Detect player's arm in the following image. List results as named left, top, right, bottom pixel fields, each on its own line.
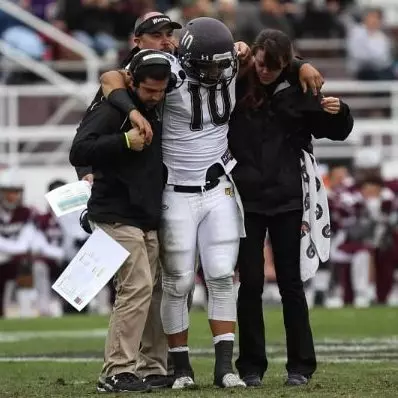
left=31, top=229, right=65, bottom=262
left=234, top=41, right=252, bottom=78
left=0, top=223, right=35, bottom=256
left=100, top=70, right=153, bottom=142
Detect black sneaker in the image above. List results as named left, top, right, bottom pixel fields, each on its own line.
left=242, top=374, right=262, bottom=387
left=143, top=374, right=173, bottom=389
left=285, top=373, right=310, bottom=386
left=96, top=372, right=150, bottom=393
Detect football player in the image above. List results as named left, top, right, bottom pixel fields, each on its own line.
left=100, top=18, right=324, bottom=389
left=0, top=169, right=34, bottom=317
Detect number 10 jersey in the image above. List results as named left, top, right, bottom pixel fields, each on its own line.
left=162, top=56, right=237, bottom=186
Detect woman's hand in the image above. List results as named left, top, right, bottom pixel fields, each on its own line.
left=321, top=97, right=341, bottom=114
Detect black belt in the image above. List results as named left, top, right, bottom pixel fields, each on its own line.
left=173, top=178, right=220, bottom=193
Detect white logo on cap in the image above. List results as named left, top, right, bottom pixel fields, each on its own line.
left=152, top=17, right=170, bottom=25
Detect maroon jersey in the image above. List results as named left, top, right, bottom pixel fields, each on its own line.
left=33, top=210, right=64, bottom=267
left=0, top=205, right=34, bottom=266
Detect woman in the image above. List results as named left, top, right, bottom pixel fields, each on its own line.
left=228, top=29, right=353, bottom=387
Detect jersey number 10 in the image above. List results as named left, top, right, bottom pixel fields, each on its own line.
left=188, top=82, right=232, bottom=131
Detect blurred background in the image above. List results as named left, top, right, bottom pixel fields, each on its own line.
left=1, top=0, right=398, bottom=319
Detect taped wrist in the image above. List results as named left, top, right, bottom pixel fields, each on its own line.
left=108, top=88, right=136, bottom=114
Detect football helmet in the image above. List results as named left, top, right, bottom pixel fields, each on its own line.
left=178, top=17, right=237, bottom=86
left=0, top=168, right=24, bottom=210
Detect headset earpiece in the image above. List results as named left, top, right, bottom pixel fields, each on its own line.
left=129, top=49, right=174, bottom=91
left=166, top=72, right=177, bottom=93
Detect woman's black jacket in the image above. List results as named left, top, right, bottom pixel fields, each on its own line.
left=228, top=74, right=354, bottom=216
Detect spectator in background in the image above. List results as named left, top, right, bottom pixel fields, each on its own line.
left=166, top=0, right=214, bottom=33
left=215, top=0, right=238, bottom=38
left=298, top=0, right=346, bottom=39
left=347, top=8, right=395, bottom=80
left=237, top=0, right=294, bottom=45
left=0, top=0, right=47, bottom=60
left=56, top=0, right=119, bottom=60
left=0, top=169, right=35, bottom=318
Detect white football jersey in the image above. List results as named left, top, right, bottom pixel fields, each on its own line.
left=162, top=55, right=237, bottom=185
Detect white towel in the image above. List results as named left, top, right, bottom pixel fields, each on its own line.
left=300, top=151, right=331, bottom=281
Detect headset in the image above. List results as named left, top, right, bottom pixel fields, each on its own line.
left=128, top=49, right=179, bottom=93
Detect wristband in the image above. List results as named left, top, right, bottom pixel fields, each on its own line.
left=108, top=88, right=136, bottom=114
left=124, top=132, right=130, bottom=149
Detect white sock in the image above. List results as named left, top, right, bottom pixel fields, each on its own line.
left=213, top=333, right=234, bottom=345
left=168, top=346, right=189, bottom=353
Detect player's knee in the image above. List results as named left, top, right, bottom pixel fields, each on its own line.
left=206, top=276, right=236, bottom=321
left=206, top=275, right=234, bottom=294
left=205, top=263, right=235, bottom=281
left=162, top=270, right=195, bottom=297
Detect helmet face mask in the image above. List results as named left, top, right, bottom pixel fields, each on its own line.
left=178, top=17, right=237, bottom=87
left=185, top=56, right=234, bottom=86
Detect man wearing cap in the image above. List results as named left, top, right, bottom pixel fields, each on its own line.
left=131, top=11, right=181, bottom=55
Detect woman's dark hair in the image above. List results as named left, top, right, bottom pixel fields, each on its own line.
left=239, top=29, right=293, bottom=110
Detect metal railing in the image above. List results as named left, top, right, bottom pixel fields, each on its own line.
left=1, top=80, right=398, bottom=167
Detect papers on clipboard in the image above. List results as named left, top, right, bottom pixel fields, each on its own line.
left=52, top=228, right=129, bottom=311
left=45, top=180, right=91, bottom=217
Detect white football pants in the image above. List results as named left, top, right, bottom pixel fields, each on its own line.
left=160, top=176, right=241, bottom=334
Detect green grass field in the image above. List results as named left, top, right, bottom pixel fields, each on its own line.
left=1, top=307, right=398, bottom=397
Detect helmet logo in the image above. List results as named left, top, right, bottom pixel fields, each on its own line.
left=181, top=31, right=193, bottom=50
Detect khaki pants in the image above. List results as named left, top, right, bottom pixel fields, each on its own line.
left=136, top=272, right=168, bottom=377
left=96, top=223, right=167, bottom=377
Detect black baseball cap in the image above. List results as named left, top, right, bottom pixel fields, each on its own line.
left=134, top=12, right=182, bottom=36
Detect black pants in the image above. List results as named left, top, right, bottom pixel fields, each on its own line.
left=236, top=210, right=316, bottom=378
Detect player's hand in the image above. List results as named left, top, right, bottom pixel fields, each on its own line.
left=126, top=127, right=145, bottom=151
left=82, top=173, right=94, bottom=186
left=321, top=97, right=341, bottom=114
left=299, top=63, right=324, bottom=95
left=234, top=41, right=251, bottom=65
left=129, top=109, right=153, bottom=145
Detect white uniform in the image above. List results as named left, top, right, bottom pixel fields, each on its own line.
left=159, top=55, right=242, bottom=334
left=162, top=56, right=236, bottom=185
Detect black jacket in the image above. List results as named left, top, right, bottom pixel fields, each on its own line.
left=229, top=75, right=354, bottom=216
left=75, top=47, right=142, bottom=181
left=69, top=93, right=163, bottom=231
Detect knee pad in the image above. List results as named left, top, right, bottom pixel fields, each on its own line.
left=162, top=270, right=195, bottom=297
left=161, top=290, right=189, bottom=334
left=206, top=276, right=237, bottom=322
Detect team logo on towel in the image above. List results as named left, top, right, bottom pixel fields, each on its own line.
left=306, top=242, right=316, bottom=259
left=301, top=165, right=309, bottom=183
left=304, top=193, right=310, bottom=210
left=316, top=204, right=323, bottom=220
left=301, top=221, right=310, bottom=238
left=316, top=177, right=321, bottom=192
left=322, top=224, right=331, bottom=238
